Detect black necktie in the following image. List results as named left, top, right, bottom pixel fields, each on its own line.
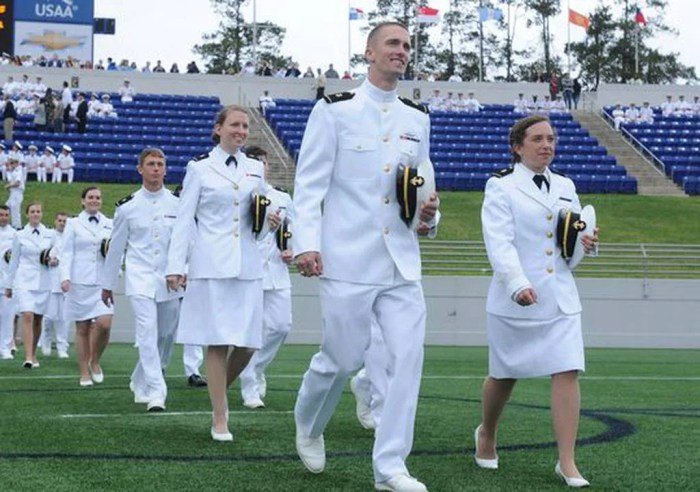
left=226, top=155, right=237, bottom=167
left=89, top=216, right=98, bottom=223
left=32, top=228, right=39, bottom=235
left=533, top=174, right=549, bottom=192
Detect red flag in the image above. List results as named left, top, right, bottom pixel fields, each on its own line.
left=417, top=6, right=440, bottom=24
left=568, top=8, right=590, bottom=30
left=635, top=8, right=647, bottom=26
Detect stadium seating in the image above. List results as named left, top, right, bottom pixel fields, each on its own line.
left=603, top=105, right=698, bottom=195
left=9, top=93, right=220, bottom=184
left=268, top=99, right=637, bottom=193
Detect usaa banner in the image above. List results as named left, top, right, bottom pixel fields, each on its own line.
left=15, top=0, right=94, bottom=25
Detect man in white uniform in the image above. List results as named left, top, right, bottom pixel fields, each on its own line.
left=0, top=206, right=17, bottom=359
left=292, top=22, right=439, bottom=492
left=102, top=148, right=184, bottom=412
left=4, top=158, right=24, bottom=229
left=639, top=102, right=654, bottom=124
left=39, top=146, right=56, bottom=184
left=57, top=145, right=75, bottom=184
left=118, top=79, right=136, bottom=103
left=24, top=145, right=40, bottom=182
left=0, top=143, right=8, bottom=181
left=238, top=146, right=294, bottom=409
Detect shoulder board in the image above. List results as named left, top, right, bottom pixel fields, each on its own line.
left=115, top=193, right=135, bottom=207
left=192, top=152, right=209, bottom=162
left=398, top=97, right=429, bottom=114
left=323, top=92, right=355, bottom=104
left=491, top=167, right=514, bottom=178
left=273, top=186, right=290, bottom=194
left=550, top=168, right=567, bottom=177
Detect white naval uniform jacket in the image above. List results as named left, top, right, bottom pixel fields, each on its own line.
left=60, top=211, right=113, bottom=285
left=166, top=145, right=265, bottom=280
left=102, top=186, right=183, bottom=302
left=482, top=163, right=582, bottom=320
left=6, top=166, right=24, bottom=200
left=49, top=231, right=63, bottom=293
left=292, top=79, right=434, bottom=286
left=0, top=225, right=17, bottom=288
left=5, top=223, right=57, bottom=291
left=259, top=184, right=293, bottom=291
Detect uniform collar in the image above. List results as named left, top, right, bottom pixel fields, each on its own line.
left=211, top=145, right=244, bottom=166
left=141, top=185, right=166, bottom=199
left=517, top=162, right=551, bottom=183
left=361, top=79, right=397, bottom=104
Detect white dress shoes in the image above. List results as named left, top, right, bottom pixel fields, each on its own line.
left=147, top=399, right=166, bottom=412
left=210, top=427, right=233, bottom=442
left=79, top=378, right=93, bottom=387
left=473, top=425, right=499, bottom=469
left=57, top=350, right=69, bottom=359
left=375, top=474, right=428, bottom=492
left=90, top=367, right=104, bottom=384
left=350, top=375, right=376, bottom=430
left=296, top=430, right=325, bottom=473
left=555, top=462, right=590, bottom=488
left=243, top=397, right=265, bottom=409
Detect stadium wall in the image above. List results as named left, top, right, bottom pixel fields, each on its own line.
left=107, top=276, right=699, bottom=349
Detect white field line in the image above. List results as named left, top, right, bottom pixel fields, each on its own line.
left=60, top=410, right=293, bottom=419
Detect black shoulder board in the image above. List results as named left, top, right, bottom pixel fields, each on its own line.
left=273, top=186, right=290, bottom=194
left=550, top=168, right=567, bottom=177
left=192, top=152, right=209, bottom=162
left=323, top=92, right=355, bottom=104
left=115, top=193, right=135, bottom=207
left=491, top=167, right=514, bottom=178
left=398, top=97, right=429, bottom=114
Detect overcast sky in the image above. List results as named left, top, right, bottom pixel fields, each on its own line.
left=92, top=0, right=699, bottom=77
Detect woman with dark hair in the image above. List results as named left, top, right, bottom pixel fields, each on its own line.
left=4, top=202, right=58, bottom=368
left=475, top=115, right=598, bottom=487
left=60, top=186, right=113, bottom=386
left=166, top=105, right=266, bottom=441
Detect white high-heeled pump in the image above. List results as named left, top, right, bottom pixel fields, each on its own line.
left=473, top=425, right=499, bottom=469
left=555, top=461, right=590, bottom=488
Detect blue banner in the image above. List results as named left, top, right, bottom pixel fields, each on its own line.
left=15, top=0, right=94, bottom=25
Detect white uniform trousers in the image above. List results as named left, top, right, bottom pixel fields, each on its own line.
left=6, top=194, right=22, bottom=229
left=0, top=295, right=17, bottom=356
left=52, top=169, right=62, bottom=183
left=183, top=344, right=204, bottom=377
left=38, top=293, right=70, bottom=353
left=294, top=275, right=426, bottom=482
left=353, top=321, right=389, bottom=427
left=65, top=169, right=74, bottom=184
left=240, top=288, right=292, bottom=401
left=37, top=168, right=47, bottom=183
left=129, top=296, right=179, bottom=402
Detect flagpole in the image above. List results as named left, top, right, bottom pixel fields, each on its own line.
left=348, top=0, right=351, bottom=72
left=567, top=0, right=571, bottom=76
left=252, top=0, right=258, bottom=69
left=635, top=25, right=639, bottom=77
left=478, top=0, right=484, bottom=81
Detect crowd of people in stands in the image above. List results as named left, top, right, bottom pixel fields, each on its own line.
left=1, top=54, right=199, bottom=75
left=610, top=94, right=700, bottom=130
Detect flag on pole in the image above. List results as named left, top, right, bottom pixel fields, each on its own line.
left=478, top=7, right=504, bottom=22
left=417, top=6, right=440, bottom=24
left=349, top=7, right=365, bottom=21
left=635, top=8, right=647, bottom=26
left=568, top=8, right=591, bottom=30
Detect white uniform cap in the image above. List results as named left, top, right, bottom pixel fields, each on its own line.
left=62, top=144, right=72, bottom=152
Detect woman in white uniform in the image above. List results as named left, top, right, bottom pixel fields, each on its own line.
left=60, top=187, right=114, bottom=386
left=166, top=105, right=265, bottom=442
left=4, top=202, right=58, bottom=368
left=476, top=115, right=598, bottom=487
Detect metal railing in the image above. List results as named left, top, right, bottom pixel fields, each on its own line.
left=419, top=240, right=700, bottom=279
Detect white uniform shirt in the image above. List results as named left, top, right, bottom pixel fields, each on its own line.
left=8, top=150, right=24, bottom=165
left=40, top=154, right=56, bottom=172
left=0, top=224, right=17, bottom=289
left=639, top=106, right=654, bottom=123
left=464, top=97, right=482, bottom=113
left=292, top=79, right=435, bottom=286
left=481, top=164, right=583, bottom=320
left=57, top=154, right=74, bottom=170
left=5, top=223, right=57, bottom=291
left=258, top=185, right=293, bottom=291
left=513, top=98, right=528, bottom=113
left=60, top=211, right=113, bottom=285
left=166, top=146, right=265, bottom=280
left=118, top=85, right=136, bottom=102
left=102, top=187, right=183, bottom=301
left=7, top=166, right=25, bottom=198
left=49, top=230, right=64, bottom=293
left=61, top=87, right=73, bottom=106
left=24, top=153, right=40, bottom=172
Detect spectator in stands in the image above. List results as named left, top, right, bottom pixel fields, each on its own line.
left=541, top=95, right=553, bottom=114
left=342, top=71, right=353, bottom=80
left=56, top=145, right=75, bottom=183
left=572, top=78, right=582, bottom=109
left=53, top=95, right=65, bottom=133
left=561, top=74, right=573, bottom=110
left=639, top=101, right=654, bottom=124
left=693, top=96, right=700, bottom=116
left=187, top=61, right=201, bottom=73
left=241, top=61, right=256, bottom=76
left=33, top=94, right=46, bottom=131
left=448, top=73, right=463, bottom=82
left=142, top=61, right=152, bottom=73
left=170, top=63, right=180, bottom=73
left=625, top=103, right=640, bottom=124
left=526, top=95, right=540, bottom=114
left=15, top=93, right=32, bottom=116
left=98, top=94, right=118, bottom=119
left=106, top=58, right=117, bottom=70
left=39, top=146, right=55, bottom=183
left=129, top=61, right=138, bottom=71
left=273, top=66, right=286, bottom=78
left=464, top=92, right=483, bottom=113
left=302, top=66, right=314, bottom=78
left=61, top=81, right=73, bottom=130
left=513, top=93, right=528, bottom=114
left=3, top=94, right=17, bottom=141
left=324, top=63, right=339, bottom=79
left=453, top=92, right=466, bottom=112
left=285, top=63, right=301, bottom=78
left=444, top=92, right=455, bottom=111
left=95, top=59, right=105, bottom=70
left=3, top=76, right=16, bottom=97
left=551, top=94, right=567, bottom=113
left=549, top=72, right=558, bottom=99
left=675, top=95, right=692, bottom=117
left=24, top=145, right=39, bottom=182
left=259, top=61, right=272, bottom=76
left=19, top=74, right=30, bottom=94
left=87, top=93, right=100, bottom=118
left=34, top=77, right=46, bottom=97
left=259, top=90, right=276, bottom=115
left=313, top=68, right=326, bottom=100
left=428, top=89, right=444, bottom=112
left=153, top=60, right=166, bottom=73
left=661, top=95, right=675, bottom=117
left=612, top=103, right=626, bottom=131
left=119, top=79, right=136, bottom=103
left=75, top=93, right=88, bottom=134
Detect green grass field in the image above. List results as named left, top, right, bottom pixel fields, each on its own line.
left=0, top=344, right=697, bottom=491
left=6, top=183, right=700, bottom=245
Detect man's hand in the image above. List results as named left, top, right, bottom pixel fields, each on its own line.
left=61, top=280, right=71, bottom=293
left=581, top=227, right=600, bottom=255
left=295, top=251, right=323, bottom=277
left=419, top=193, right=439, bottom=223
left=102, top=289, right=113, bottom=307
left=281, top=249, right=294, bottom=264
left=515, top=288, right=538, bottom=306
left=267, top=210, right=282, bottom=230
left=166, top=275, right=183, bottom=292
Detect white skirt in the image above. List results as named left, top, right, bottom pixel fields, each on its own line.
left=45, top=292, right=67, bottom=321
left=177, top=278, right=263, bottom=348
left=65, top=284, right=113, bottom=322
left=15, top=289, right=51, bottom=315
left=487, top=311, right=585, bottom=379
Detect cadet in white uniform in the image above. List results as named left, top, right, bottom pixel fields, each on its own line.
left=475, top=115, right=598, bottom=488
left=4, top=202, right=58, bottom=368
left=238, top=146, right=293, bottom=409
left=56, top=145, right=75, bottom=184
left=60, top=187, right=114, bottom=386
left=166, top=105, right=265, bottom=442
left=24, top=145, right=40, bottom=182
left=39, top=212, right=70, bottom=358
left=5, top=158, right=25, bottom=229
left=292, top=23, right=439, bottom=492
left=102, top=148, right=184, bottom=411
left=38, top=146, right=55, bottom=183
left=0, top=205, right=17, bottom=359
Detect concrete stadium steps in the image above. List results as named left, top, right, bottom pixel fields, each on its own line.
left=573, top=111, right=686, bottom=197
left=247, top=108, right=295, bottom=190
